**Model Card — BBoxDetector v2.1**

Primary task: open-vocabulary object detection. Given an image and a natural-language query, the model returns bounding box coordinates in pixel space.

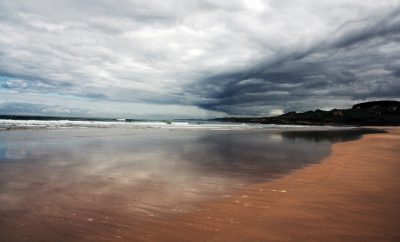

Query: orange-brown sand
[142,127,400,242]
[2,128,400,242]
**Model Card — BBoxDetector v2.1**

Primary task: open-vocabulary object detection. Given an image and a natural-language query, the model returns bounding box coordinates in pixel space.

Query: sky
[1,0,400,119]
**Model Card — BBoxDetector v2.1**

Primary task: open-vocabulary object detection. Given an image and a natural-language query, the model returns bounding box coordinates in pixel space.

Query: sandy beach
[1,127,399,242]
[143,127,400,242]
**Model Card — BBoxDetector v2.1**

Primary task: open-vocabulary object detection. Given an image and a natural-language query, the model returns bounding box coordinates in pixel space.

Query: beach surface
[143,127,400,242]
[0,127,399,241]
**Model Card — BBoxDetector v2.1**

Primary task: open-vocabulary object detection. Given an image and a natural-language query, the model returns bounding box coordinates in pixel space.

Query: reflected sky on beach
[0,127,379,241]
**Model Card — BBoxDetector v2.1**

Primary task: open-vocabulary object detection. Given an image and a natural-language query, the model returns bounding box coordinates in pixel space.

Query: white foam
[0,119,344,131]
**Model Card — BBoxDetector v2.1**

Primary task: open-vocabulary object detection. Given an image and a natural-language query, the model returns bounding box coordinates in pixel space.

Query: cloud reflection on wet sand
[0,128,377,241]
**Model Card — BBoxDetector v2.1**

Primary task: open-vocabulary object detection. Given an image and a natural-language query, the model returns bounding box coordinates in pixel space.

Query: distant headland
[213,100,400,126]
[1,100,399,126]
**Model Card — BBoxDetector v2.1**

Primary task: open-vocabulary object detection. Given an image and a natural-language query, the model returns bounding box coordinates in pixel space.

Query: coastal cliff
[214,100,400,126]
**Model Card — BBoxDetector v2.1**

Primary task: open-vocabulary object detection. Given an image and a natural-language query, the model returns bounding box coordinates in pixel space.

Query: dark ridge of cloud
[333,8,400,48]
[0,76,188,106]
[1,1,399,117]
[393,69,400,78]
[0,74,109,101]
[0,76,72,90]
[188,7,400,116]
[0,102,90,117]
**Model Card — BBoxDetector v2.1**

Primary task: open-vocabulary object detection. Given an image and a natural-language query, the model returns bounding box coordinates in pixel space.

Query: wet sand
[0,128,399,241]
[144,127,400,241]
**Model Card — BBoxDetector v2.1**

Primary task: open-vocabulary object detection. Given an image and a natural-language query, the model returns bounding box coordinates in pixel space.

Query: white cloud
[0,0,399,117]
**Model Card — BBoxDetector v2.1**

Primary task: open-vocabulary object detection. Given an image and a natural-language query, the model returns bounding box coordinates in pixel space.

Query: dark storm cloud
[0,0,399,117]
[0,102,90,117]
[188,7,400,115]
[0,75,72,90]
[333,8,400,48]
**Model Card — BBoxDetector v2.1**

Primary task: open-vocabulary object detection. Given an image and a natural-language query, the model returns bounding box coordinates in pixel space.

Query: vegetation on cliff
[214,101,400,126]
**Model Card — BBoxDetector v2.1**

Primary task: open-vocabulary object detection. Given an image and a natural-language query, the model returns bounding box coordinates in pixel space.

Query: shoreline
[1,127,399,241]
[143,127,400,241]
